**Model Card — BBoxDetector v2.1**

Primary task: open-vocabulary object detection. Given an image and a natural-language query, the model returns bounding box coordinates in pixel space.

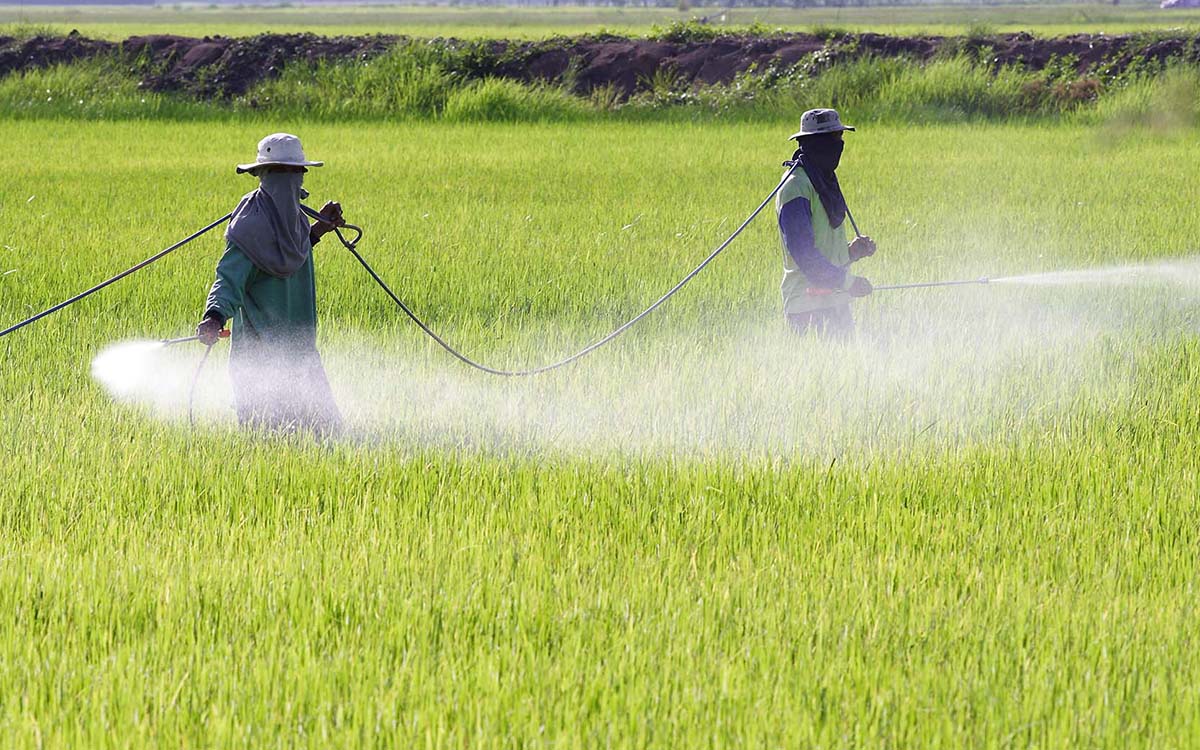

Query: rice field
[3,113,1200,747]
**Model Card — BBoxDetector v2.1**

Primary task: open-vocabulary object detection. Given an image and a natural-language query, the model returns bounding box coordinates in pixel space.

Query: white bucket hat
[788,108,856,140]
[236,132,324,174]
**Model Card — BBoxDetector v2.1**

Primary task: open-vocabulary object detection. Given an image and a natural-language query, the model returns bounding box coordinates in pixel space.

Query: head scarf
[785,134,847,229]
[225,171,311,278]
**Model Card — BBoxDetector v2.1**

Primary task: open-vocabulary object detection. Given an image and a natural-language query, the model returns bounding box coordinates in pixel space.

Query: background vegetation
[5,3,1200,747]
[3,30,1200,125]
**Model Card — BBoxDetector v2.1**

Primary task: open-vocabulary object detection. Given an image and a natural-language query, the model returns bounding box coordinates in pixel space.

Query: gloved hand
[848,235,877,263]
[311,201,345,240]
[196,312,225,346]
[847,276,873,298]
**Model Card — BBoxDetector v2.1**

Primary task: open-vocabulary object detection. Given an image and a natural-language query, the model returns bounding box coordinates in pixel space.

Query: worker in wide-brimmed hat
[776,108,875,338]
[196,133,345,436]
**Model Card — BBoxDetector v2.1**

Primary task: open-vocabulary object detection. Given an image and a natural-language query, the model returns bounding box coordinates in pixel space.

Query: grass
[3,117,1200,746]
[3,8,1198,125]
[0,59,211,120]
[1,1,1199,41]
[0,48,1187,124]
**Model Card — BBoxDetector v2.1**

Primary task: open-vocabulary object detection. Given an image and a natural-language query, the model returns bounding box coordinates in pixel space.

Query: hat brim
[788,125,855,140]
[236,160,324,174]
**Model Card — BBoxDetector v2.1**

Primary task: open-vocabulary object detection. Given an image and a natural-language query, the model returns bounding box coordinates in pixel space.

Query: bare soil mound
[0,30,114,76]
[2,29,1198,101]
[121,32,398,98]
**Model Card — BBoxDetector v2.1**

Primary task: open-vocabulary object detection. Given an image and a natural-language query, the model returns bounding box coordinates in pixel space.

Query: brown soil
[122,33,397,98]
[2,29,1198,101]
[0,30,114,76]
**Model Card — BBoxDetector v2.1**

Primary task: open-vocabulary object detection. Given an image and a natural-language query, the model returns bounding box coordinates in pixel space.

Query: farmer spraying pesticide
[11,118,945,404]
[777,109,876,338]
[196,133,346,435]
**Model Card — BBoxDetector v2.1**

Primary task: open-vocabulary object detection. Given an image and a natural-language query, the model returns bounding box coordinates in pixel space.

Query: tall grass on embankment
[1,37,1199,126]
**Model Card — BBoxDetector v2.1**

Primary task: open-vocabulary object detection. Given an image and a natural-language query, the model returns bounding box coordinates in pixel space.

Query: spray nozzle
[161,329,229,347]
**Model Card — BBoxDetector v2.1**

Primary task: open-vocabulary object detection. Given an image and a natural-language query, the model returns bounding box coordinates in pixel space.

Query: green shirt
[205,239,320,358]
[775,169,852,314]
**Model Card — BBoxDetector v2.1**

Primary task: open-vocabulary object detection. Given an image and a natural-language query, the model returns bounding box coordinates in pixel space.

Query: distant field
[2,2,1199,39]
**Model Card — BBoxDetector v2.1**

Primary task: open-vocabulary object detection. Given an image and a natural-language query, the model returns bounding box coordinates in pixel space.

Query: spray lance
[803,206,993,296]
[806,277,992,296]
[0,199,355,421]
[874,278,991,291]
[156,329,231,423]
[829,202,993,293]
[161,330,230,347]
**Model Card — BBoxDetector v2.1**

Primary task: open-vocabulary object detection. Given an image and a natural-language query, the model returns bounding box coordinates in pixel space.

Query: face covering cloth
[225,171,311,278]
[788,134,848,229]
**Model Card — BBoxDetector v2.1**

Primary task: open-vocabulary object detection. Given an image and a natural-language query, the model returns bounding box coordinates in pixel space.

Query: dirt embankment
[1,29,1198,100]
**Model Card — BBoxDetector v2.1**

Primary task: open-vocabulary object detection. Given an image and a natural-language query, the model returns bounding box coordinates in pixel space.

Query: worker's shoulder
[777,169,816,205]
[221,239,258,269]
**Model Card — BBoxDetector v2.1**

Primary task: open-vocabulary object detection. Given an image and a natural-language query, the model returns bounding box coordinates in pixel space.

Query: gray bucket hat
[788,108,856,140]
[236,132,324,174]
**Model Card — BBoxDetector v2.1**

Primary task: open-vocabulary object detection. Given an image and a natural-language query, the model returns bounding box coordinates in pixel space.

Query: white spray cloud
[90,257,1200,456]
[992,257,1200,287]
[91,340,232,420]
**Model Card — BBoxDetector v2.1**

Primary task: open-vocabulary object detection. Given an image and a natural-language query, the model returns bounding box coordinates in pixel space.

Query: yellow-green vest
[776,169,851,314]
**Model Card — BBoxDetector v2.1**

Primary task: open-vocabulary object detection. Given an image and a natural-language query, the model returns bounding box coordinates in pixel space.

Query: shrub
[250,43,459,120]
[443,78,587,123]
[1094,65,1200,133]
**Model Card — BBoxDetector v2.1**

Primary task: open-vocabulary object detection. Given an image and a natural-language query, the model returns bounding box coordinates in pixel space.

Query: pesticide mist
[92,340,232,418]
[90,257,1200,458]
[991,257,1200,287]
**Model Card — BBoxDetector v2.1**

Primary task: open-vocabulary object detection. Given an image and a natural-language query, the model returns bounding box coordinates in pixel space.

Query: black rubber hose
[332,164,799,377]
[0,213,232,339]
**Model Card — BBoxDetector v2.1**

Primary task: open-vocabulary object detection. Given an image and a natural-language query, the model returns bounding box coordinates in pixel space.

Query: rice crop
[3,118,1200,747]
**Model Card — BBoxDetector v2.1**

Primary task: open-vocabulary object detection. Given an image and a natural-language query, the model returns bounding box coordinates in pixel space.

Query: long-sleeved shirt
[205,237,320,355]
[775,170,852,315]
[203,234,341,434]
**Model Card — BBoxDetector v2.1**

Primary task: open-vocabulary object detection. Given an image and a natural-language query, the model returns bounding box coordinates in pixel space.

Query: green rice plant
[5,119,1200,747]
